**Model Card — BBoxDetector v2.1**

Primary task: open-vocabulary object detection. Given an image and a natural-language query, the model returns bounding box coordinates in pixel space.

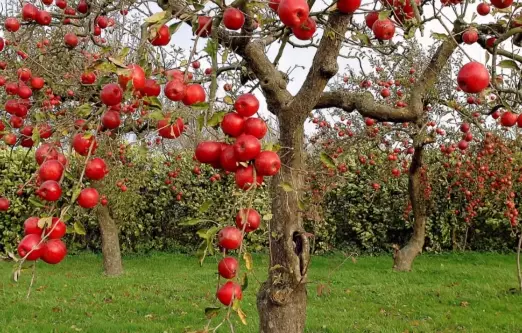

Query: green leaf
[320,152,336,169]
[378,10,391,20]
[404,26,417,40]
[354,32,370,46]
[204,39,218,58]
[197,115,205,132]
[73,222,86,235]
[145,11,168,23]
[75,104,92,118]
[180,218,205,226]
[221,48,229,63]
[280,182,294,192]
[191,102,209,110]
[498,60,520,71]
[28,197,45,208]
[169,21,182,35]
[241,273,249,292]
[204,307,221,319]
[431,32,448,41]
[94,61,118,73]
[144,96,163,110]
[119,47,130,60]
[31,127,40,144]
[262,213,273,221]
[148,111,164,121]
[71,187,82,203]
[199,200,212,213]
[207,111,226,127]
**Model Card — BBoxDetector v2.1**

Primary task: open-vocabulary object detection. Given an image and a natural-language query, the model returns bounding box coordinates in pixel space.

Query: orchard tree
[2,0,522,332]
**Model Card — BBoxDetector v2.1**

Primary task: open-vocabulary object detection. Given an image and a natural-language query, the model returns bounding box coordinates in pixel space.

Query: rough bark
[257,110,309,333]
[96,205,123,276]
[517,230,522,292]
[393,141,426,271]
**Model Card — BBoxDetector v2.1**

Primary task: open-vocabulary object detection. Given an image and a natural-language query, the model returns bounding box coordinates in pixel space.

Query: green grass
[1,252,521,332]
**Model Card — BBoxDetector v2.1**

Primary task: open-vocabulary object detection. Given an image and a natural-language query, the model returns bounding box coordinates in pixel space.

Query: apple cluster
[18,216,67,265]
[192,93,280,306]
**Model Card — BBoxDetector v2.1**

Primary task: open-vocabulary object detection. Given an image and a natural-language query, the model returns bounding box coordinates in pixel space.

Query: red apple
[234,134,261,161]
[182,84,206,106]
[372,19,395,40]
[41,239,67,264]
[500,111,517,127]
[254,151,281,176]
[278,0,309,28]
[73,133,97,156]
[218,226,243,250]
[165,79,186,101]
[24,217,42,235]
[491,0,512,9]
[38,180,62,202]
[85,158,108,180]
[221,112,245,137]
[150,25,171,46]
[39,160,64,181]
[77,188,99,209]
[220,145,239,172]
[477,3,490,15]
[196,16,212,37]
[457,62,490,94]
[100,83,123,106]
[235,208,261,232]
[292,17,317,40]
[0,197,9,211]
[244,118,267,139]
[216,281,242,305]
[235,165,263,190]
[196,141,222,164]
[46,218,66,239]
[234,94,259,117]
[5,17,20,32]
[101,111,121,129]
[337,0,361,13]
[218,257,239,279]
[223,8,245,30]
[18,234,44,261]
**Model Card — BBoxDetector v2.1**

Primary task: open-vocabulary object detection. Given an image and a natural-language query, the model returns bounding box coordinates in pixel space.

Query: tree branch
[293,13,352,111]
[315,91,417,122]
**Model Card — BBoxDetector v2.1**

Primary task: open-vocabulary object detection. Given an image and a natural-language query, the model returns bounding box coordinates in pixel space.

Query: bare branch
[315,91,416,122]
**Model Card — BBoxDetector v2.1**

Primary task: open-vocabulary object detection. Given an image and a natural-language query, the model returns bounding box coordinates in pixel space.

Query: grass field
[1,252,521,332]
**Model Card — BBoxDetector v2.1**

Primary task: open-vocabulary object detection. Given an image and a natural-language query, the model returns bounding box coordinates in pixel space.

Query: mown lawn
[0,252,521,332]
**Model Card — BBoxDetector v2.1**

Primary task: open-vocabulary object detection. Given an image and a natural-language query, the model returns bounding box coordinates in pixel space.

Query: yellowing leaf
[224,96,234,105]
[243,252,253,270]
[320,152,336,169]
[280,182,294,192]
[237,308,247,325]
[145,11,168,23]
[38,217,53,229]
[74,222,86,235]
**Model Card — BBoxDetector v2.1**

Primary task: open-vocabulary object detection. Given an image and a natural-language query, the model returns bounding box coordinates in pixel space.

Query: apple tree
[2,0,522,332]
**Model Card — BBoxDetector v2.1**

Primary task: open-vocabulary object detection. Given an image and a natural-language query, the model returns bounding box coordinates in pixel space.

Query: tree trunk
[517,229,522,292]
[393,142,427,271]
[96,205,123,276]
[257,111,309,333]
